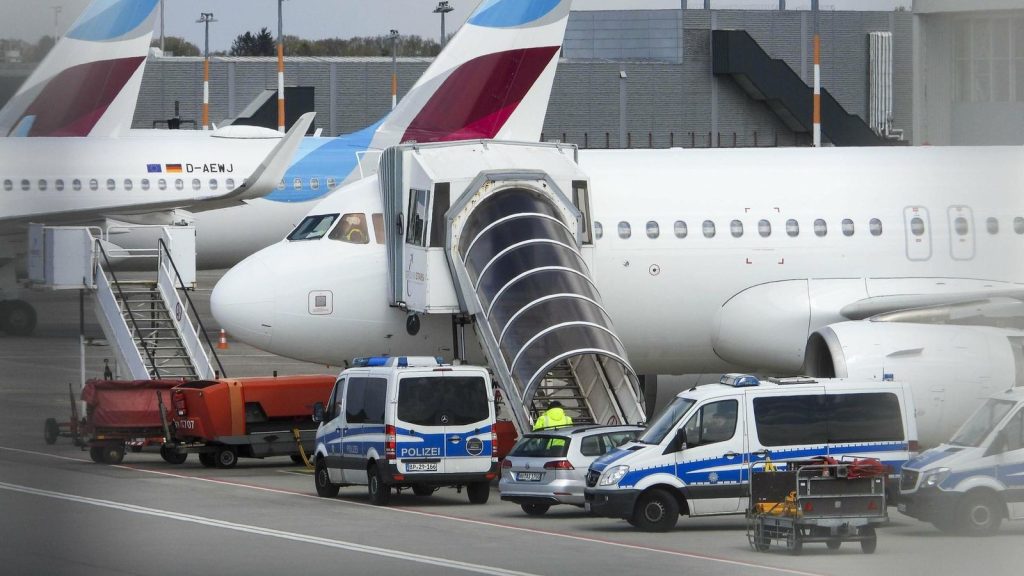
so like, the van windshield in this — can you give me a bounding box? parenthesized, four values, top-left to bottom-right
(397, 376, 489, 426)
(639, 397, 696, 444)
(950, 398, 1017, 447)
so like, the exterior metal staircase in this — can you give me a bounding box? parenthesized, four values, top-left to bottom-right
(111, 279, 198, 379)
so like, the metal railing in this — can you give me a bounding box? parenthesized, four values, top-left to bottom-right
(94, 240, 163, 379)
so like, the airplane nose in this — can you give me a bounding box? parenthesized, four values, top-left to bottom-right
(210, 257, 275, 350)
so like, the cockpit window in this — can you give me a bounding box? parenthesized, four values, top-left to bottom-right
(329, 213, 370, 244)
(288, 214, 339, 241)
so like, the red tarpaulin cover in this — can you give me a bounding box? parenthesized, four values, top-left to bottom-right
(81, 379, 181, 429)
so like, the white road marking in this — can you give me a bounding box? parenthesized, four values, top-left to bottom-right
(0, 481, 539, 576)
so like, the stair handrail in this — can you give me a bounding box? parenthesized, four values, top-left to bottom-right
(156, 237, 227, 378)
(94, 239, 162, 379)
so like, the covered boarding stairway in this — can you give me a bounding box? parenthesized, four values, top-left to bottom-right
(380, 141, 646, 433)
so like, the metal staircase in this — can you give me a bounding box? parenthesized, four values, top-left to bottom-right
(110, 279, 198, 379)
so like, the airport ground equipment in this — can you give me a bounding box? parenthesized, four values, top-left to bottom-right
(72, 379, 184, 464)
(163, 375, 335, 469)
(44, 383, 85, 447)
(378, 140, 646, 434)
(746, 457, 887, 555)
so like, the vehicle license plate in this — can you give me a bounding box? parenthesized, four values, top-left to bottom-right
(517, 472, 542, 482)
(407, 462, 437, 472)
(897, 502, 906, 513)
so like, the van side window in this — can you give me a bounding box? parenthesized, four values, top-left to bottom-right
(1004, 410, 1024, 452)
(754, 396, 827, 446)
(345, 378, 367, 423)
(825, 392, 904, 443)
(363, 377, 387, 424)
(683, 400, 738, 446)
(329, 380, 344, 420)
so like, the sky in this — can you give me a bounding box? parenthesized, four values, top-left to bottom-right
(0, 0, 913, 52)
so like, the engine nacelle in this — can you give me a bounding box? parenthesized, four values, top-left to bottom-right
(804, 321, 1023, 447)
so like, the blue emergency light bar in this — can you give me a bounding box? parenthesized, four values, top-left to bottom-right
(351, 356, 445, 368)
(720, 373, 760, 387)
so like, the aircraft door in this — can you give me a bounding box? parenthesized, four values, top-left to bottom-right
(675, 397, 747, 515)
(947, 205, 976, 261)
(405, 188, 431, 313)
(904, 206, 932, 261)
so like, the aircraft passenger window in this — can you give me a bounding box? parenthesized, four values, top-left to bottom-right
(124, 179, 133, 191)
(2, 180, 11, 192)
(55, 179, 64, 192)
(329, 213, 369, 244)
(786, 219, 799, 237)
(911, 217, 925, 236)
(674, 220, 688, 239)
(287, 213, 340, 241)
(277, 180, 286, 191)
(20, 179, 29, 191)
(594, 221, 604, 240)
(870, 218, 883, 236)
(758, 219, 771, 237)
(327, 177, 337, 189)
(954, 216, 969, 236)
(703, 220, 716, 238)
(986, 217, 999, 235)
(618, 221, 632, 239)
(842, 218, 854, 236)
(192, 179, 201, 191)
(209, 179, 218, 191)
(730, 220, 744, 238)
(310, 178, 320, 191)
(141, 179, 150, 191)
(38, 179, 47, 191)
(646, 221, 660, 239)
(1015, 217, 1024, 234)
(226, 178, 236, 191)
(158, 179, 167, 191)
(89, 179, 99, 191)
(372, 213, 385, 244)
(814, 219, 827, 237)
(106, 179, 116, 191)
(72, 179, 82, 191)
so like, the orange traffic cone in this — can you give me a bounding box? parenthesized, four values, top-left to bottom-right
(217, 329, 229, 350)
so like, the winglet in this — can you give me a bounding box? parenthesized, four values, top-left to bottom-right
(192, 113, 316, 212)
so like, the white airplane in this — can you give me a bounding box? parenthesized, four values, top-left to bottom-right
(211, 144, 1024, 447)
(0, 0, 575, 333)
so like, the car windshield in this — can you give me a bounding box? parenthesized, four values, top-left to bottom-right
(639, 397, 696, 444)
(509, 435, 570, 458)
(950, 399, 1017, 447)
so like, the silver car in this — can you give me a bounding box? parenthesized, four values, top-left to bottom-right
(499, 425, 643, 516)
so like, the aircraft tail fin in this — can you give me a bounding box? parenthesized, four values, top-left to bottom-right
(0, 0, 160, 137)
(368, 0, 573, 150)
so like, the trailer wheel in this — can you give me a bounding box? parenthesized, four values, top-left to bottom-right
(631, 488, 679, 532)
(198, 452, 217, 468)
(44, 418, 59, 445)
(315, 458, 340, 498)
(214, 447, 238, 469)
(367, 464, 390, 505)
(859, 526, 877, 554)
(160, 446, 187, 465)
(89, 446, 105, 463)
(104, 445, 125, 465)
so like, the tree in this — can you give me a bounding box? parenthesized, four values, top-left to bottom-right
(29, 36, 55, 62)
(230, 27, 276, 57)
(152, 36, 200, 57)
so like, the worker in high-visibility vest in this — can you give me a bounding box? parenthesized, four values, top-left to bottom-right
(533, 401, 573, 431)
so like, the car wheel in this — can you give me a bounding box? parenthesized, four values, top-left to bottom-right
(198, 452, 217, 468)
(315, 458, 340, 498)
(367, 464, 390, 505)
(214, 446, 238, 469)
(631, 488, 679, 532)
(521, 503, 550, 516)
(467, 481, 490, 504)
(957, 492, 1003, 536)
(160, 445, 187, 465)
(412, 484, 434, 497)
(860, 526, 877, 554)
(44, 418, 60, 445)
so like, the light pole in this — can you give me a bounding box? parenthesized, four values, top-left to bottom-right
(51, 6, 62, 41)
(197, 12, 216, 130)
(277, 0, 288, 132)
(433, 2, 454, 49)
(389, 29, 399, 110)
(160, 0, 165, 52)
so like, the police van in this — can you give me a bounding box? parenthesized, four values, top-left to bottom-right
(584, 374, 918, 531)
(312, 356, 498, 505)
(899, 387, 1024, 535)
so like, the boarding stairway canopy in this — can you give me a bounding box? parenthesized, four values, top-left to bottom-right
(379, 141, 646, 433)
(28, 225, 223, 381)
(711, 29, 903, 146)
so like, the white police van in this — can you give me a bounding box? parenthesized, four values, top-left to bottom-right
(312, 356, 498, 505)
(899, 387, 1024, 535)
(584, 374, 918, 531)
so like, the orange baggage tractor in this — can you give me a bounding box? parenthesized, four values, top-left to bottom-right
(164, 375, 335, 468)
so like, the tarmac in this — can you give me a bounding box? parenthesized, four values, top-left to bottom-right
(0, 271, 1021, 576)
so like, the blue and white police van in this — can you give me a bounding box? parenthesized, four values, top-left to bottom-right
(312, 356, 498, 505)
(899, 387, 1024, 535)
(584, 374, 918, 531)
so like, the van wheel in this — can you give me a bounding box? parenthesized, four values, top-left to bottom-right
(412, 485, 435, 496)
(160, 446, 187, 465)
(467, 482, 490, 504)
(957, 492, 1003, 536)
(198, 452, 217, 468)
(521, 503, 550, 516)
(631, 488, 679, 532)
(315, 458, 340, 498)
(214, 447, 238, 469)
(367, 464, 390, 505)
